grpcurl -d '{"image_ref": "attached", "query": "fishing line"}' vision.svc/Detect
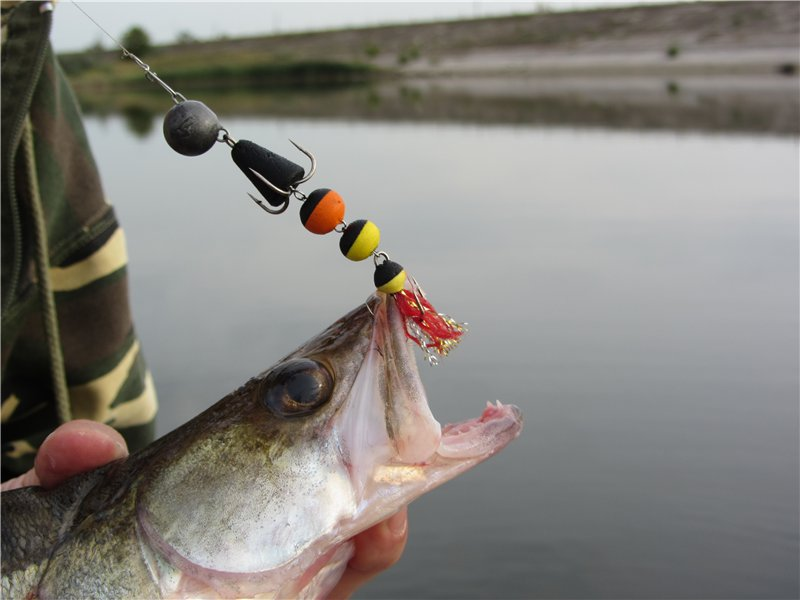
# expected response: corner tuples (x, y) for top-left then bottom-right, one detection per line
(72, 0), (186, 103)
(69, 0), (465, 364)
(71, 0), (123, 49)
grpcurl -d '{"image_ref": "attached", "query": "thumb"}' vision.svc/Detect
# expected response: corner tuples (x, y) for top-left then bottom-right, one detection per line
(34, 420), (128, 489)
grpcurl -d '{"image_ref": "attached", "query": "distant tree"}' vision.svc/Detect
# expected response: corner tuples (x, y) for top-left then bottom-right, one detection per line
(364, 43), (381, 60)
(666, 43), (681, 59)
(121, 25), (151, 56)
(176, 30), (197, 45)
(396, 44), (421, 66)
(86, 37), (104, 54)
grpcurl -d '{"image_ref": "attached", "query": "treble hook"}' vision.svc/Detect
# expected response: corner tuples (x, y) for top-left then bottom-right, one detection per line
(408, 275), (428, 320)
(246, 140), (317, 214)
(247, 190), (291, 214)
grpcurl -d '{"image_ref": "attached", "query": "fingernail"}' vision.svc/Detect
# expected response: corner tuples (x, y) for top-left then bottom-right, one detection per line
(112, 440), (127, 458)
(387, 508), (407, 536)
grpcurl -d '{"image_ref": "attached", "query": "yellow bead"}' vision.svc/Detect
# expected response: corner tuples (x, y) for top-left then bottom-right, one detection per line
(340, 220), (380, 261)
(377, 271), (406, 294)
(374, 260), (406, 294)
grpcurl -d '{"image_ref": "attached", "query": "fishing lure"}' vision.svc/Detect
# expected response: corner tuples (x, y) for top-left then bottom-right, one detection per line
(72, 2), (465, 364)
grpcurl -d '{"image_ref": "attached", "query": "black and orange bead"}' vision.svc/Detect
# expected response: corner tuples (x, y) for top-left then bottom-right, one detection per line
(300, 188), (345, 234)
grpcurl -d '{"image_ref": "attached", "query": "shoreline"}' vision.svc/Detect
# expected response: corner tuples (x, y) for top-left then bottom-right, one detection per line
(62, 2), (799, 86)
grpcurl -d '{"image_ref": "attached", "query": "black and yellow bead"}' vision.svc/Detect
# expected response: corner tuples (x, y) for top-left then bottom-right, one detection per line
(339, 220), (380, 261)
(374, 260), (406, 294)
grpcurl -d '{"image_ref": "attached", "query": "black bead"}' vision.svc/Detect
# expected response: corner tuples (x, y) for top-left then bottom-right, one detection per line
(374, 260), (404, 288)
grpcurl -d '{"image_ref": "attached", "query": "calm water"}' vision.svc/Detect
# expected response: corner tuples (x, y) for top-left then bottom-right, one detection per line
(83, 103), (798, 598)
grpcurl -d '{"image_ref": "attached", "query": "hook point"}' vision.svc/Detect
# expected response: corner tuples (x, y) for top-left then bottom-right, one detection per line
(247, 192), (290, 215)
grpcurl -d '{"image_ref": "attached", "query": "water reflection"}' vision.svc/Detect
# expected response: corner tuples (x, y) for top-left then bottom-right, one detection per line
(120, 105), (156, 137)
(74, 76), (799, 136)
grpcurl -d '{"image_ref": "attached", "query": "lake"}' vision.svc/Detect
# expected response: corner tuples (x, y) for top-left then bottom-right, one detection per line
(82, 78), (798, 599)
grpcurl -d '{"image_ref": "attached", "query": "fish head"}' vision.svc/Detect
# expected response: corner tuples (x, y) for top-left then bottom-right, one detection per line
(137, 294), (522, 598)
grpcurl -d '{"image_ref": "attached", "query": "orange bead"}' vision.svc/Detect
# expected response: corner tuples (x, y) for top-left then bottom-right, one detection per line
(300, 189), (345, 235)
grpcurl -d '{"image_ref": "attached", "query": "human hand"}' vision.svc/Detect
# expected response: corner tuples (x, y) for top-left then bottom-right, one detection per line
(328, 507), (409, 599)
(0, 419), (128, 491)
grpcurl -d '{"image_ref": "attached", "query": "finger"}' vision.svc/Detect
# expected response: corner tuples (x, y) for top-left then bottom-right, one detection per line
(328, 507), (408, 599)
(34, 420), (128, 489)
(0, 468), (41, 492)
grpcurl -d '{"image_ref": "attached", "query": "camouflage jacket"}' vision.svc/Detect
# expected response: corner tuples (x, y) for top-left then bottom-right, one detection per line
(1, 1), (157, 479)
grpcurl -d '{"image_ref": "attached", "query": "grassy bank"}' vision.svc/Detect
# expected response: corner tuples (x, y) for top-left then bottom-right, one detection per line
(64, 58), (380, 93)
(61, 1), (799, 92)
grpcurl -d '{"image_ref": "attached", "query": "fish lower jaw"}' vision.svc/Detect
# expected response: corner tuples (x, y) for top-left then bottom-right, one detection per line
(436, 400), (523, 460)
(375, 400), (522, 470)
(343, 400), (522, 536)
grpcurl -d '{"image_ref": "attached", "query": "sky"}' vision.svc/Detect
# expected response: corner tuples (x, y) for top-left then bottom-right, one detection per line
(51, 1), (654, 53)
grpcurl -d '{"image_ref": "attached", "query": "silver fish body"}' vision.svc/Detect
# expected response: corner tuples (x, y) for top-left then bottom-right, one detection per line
(1, 295), (522, 599)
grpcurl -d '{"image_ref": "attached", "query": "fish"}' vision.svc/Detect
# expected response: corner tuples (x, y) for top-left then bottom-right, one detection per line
(1, 294), (523, 599)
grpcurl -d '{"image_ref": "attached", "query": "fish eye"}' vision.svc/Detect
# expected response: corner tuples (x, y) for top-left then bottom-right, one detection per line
(261, 358), (333, 418)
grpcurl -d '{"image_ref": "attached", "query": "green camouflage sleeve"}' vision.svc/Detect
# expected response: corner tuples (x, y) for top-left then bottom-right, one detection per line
(1, 1), (157, 479)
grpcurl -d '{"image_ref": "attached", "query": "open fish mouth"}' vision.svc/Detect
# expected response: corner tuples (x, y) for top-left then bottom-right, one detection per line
(335, 294), (523, 527)
(379, 291), (522, 462)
